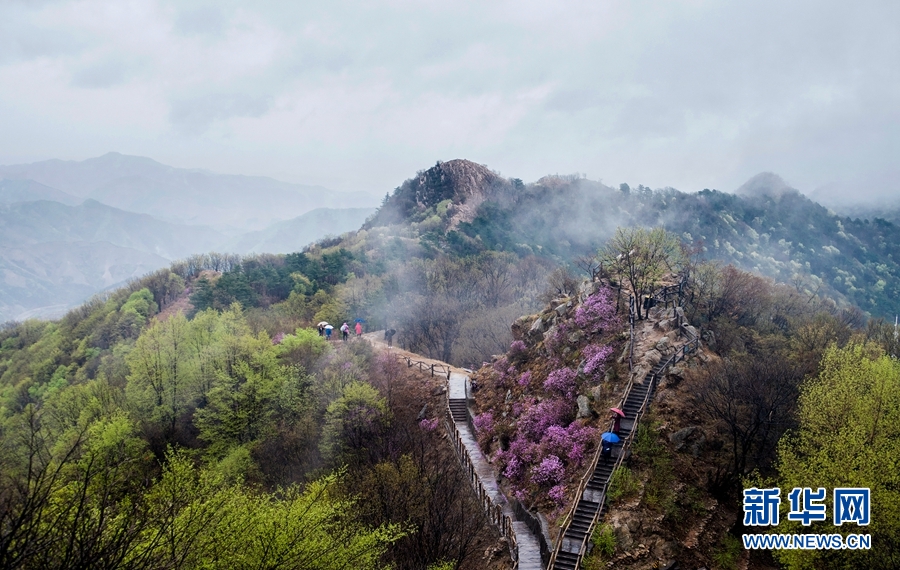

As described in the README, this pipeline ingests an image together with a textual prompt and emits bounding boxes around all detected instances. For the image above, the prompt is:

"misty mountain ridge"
[0,152,380,231]
[0,198,377,322]
[370,160,900,319]
[734,172,799,199]
[0,178,82,206]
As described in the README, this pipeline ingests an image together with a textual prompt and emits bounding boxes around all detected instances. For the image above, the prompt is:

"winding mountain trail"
[362,332,546,569]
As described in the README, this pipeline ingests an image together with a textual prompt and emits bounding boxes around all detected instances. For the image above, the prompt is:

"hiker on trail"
[385,329,396,348]
[601,440,613,464]
[340,322,350,341]
[355,322,363,337]
[325,324,333,340]
[609,407,625,435]
[317,324,324,337]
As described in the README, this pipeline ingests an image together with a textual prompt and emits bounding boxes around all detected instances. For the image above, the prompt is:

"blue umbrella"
[601,432,620,444]
[355,318,366,323]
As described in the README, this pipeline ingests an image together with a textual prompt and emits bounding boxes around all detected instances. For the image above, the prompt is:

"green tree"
[601,226,683,319]
[137,454,404,570]
[772,343,900,569]
[125,313,195,434]
[320,382,389,465]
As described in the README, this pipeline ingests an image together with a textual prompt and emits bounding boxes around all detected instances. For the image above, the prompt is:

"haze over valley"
[0,153,377,321]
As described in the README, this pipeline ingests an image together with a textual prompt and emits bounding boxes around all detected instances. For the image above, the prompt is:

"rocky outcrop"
[366,159,510,228]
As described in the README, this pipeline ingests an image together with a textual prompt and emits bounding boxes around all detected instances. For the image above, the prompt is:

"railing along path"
[381,348,536,568]
[548,276,699,570]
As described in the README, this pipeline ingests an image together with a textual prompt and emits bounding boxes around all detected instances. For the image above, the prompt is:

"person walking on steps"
[601,440,613,464]
[384,328,396,348]
[340,322,350,341]
[355,321,363,337]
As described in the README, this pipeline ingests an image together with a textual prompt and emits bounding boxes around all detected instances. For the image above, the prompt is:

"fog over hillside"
[0,154,383,322]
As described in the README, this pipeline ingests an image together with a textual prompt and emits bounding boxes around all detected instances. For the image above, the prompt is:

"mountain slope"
[0,152,380,231]
[227,207,376,254]
[0,179,81,205]
[370,163,900,319]
[0,240,169,321]
[0,199,225,260]
[0,199,226,322]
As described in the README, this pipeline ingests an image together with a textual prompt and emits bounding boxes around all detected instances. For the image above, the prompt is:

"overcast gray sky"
[1,0,898,201]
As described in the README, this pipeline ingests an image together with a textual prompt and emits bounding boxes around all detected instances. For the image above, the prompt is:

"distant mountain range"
[225,207,375,254]
[0,153,381,322]
[0,152,379,232]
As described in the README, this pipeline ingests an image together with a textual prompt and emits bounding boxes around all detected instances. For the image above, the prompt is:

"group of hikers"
[317,321,363,341]
[315,321,397,348]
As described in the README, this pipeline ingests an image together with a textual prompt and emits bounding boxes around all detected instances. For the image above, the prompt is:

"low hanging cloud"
[0,0,897,199]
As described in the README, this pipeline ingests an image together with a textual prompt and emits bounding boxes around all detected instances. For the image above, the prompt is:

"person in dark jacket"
[384,329,396,348]
[601,440,613,464]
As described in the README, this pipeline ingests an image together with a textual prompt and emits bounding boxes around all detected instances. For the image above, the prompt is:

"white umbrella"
[318,321,329,327]
[324,324,334,330]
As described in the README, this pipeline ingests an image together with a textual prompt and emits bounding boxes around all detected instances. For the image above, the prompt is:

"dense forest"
[1,160,898,569]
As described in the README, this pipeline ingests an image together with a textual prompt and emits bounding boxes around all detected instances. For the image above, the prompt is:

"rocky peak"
[367,159,508,228]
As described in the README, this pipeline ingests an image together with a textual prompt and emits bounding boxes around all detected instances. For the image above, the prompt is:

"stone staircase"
[550,356,666,570]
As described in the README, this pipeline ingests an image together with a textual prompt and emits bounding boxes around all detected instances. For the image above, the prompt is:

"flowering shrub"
[543,367,578,398]
[473,411,494,435]
[491,356,517,387]
[549,484,567,505]
[531,455,565,486]
[517,399,573,441]
[582,343,614,377]
[517,370,533,387]
[509,340,528,364]
[418,417,439,431]
[503,454,525,481]
[540,423,596,466]
[574,289,618,334]
[271,332,286,345]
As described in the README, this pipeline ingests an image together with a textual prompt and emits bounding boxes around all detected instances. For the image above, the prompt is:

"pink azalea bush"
[582,343,614,378]
[491,356,518,387]
[531,455,565,486]
[418,417,439,431]
[517,370,533,387]
[549,484,567,505]
[574,288,617,334]
[543,367,578,398]
[473,411,494,435]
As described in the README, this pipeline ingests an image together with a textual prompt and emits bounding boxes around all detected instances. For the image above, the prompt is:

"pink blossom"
[574,289,618,334]
[517,399,573,441]
[531,455,565,486]
[544,367,578,398]
[583,343,614,377]
[418,417,439,431]
[473,411,494,435]
[517,370,533,387]
[549,484,567,505]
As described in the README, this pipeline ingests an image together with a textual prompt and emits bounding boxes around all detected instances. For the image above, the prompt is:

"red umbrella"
[610,407,626,418]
